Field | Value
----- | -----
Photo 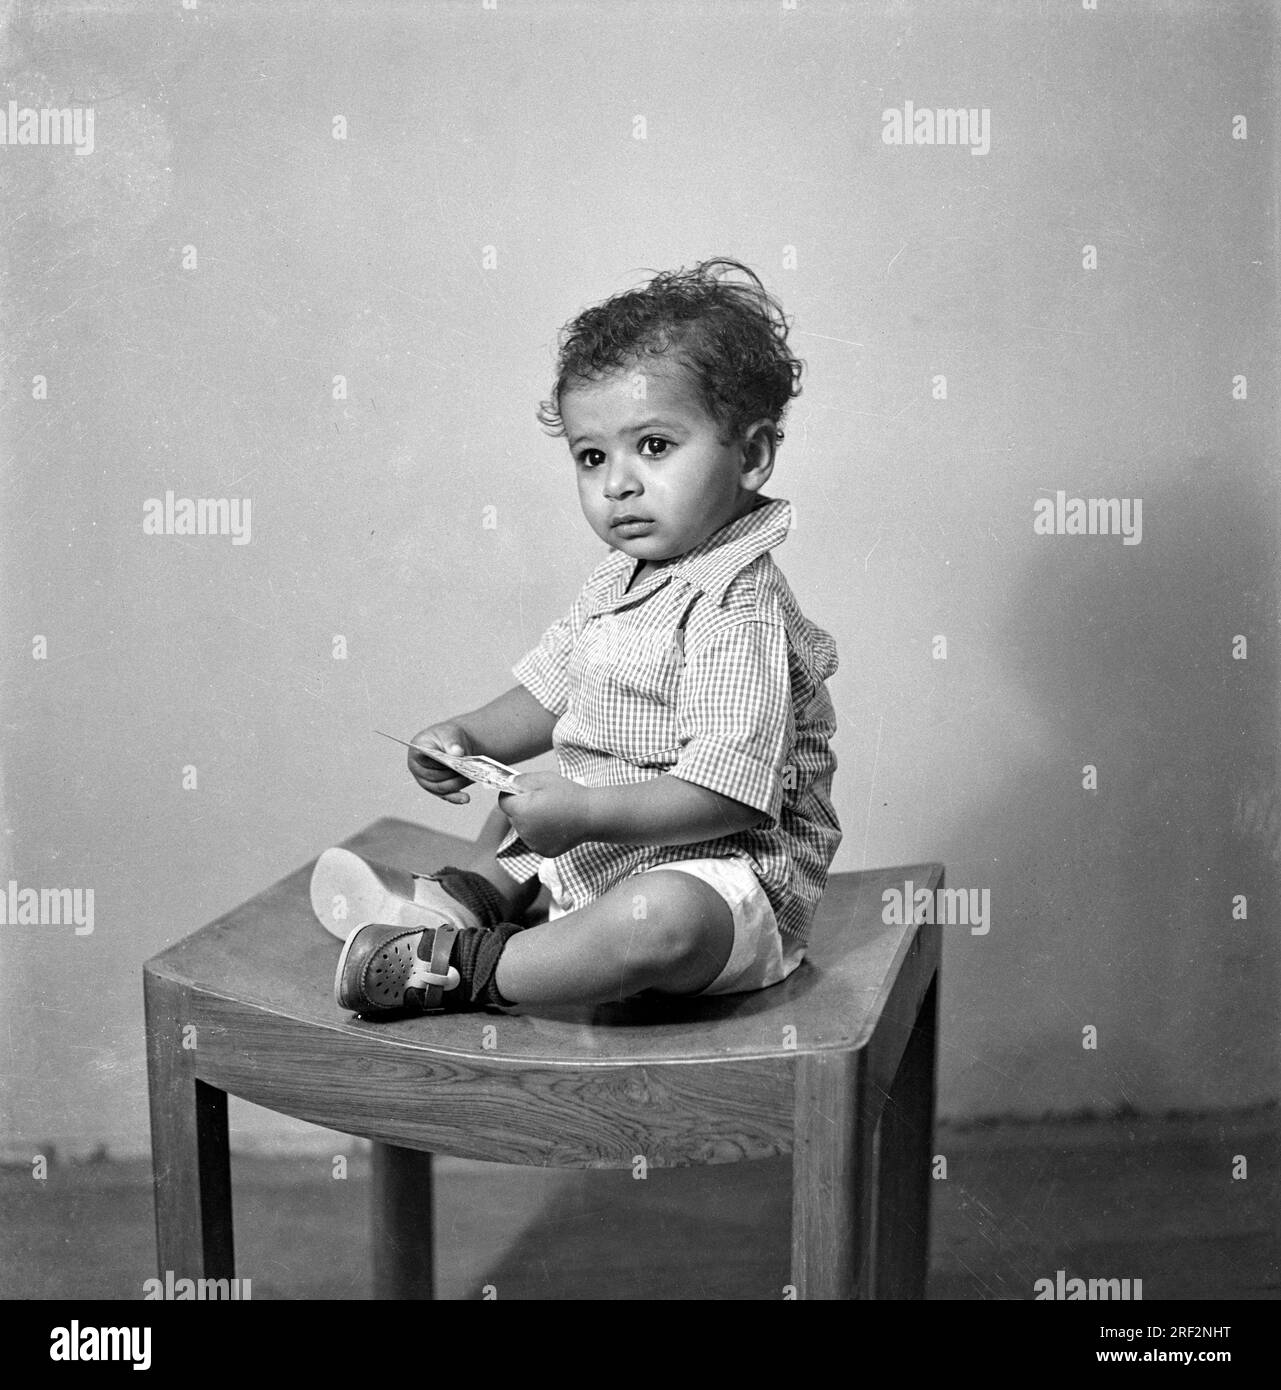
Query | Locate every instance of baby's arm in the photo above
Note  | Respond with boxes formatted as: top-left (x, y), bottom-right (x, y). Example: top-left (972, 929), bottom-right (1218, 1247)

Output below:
top-left (585, 777), bottom-right (766, 846)
top-left (409, 684), bottom-right (556, 803)
top-left (499, 770), bottom-right (765, 858)
top-left (448, 684), bottom-right (558, 764)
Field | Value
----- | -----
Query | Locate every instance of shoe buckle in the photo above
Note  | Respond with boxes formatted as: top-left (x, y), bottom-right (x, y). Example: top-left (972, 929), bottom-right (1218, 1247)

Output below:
top-left (406, 963), bottom-right (460, 991)
top-left (405, 924), bottom-right (459, 1011)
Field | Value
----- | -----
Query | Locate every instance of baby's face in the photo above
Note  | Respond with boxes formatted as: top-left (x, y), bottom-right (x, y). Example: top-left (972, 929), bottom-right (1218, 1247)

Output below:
top-left (559, 361), bottom-right (758, 568)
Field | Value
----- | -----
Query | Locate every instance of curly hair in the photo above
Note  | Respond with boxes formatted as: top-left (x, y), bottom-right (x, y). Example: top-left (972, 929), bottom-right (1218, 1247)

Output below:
top-left (537, 258), bottom-right (804, 445)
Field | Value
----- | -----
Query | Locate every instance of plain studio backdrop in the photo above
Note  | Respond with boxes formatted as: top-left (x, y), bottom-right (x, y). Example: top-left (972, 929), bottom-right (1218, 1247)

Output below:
top-left (0, 0), bottom-right (1276, 1162)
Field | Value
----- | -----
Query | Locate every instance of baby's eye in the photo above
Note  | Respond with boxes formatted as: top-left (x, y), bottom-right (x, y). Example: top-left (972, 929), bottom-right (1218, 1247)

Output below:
top-left (576, 448), bottom-right (605, 469)
top-left (638, 436), bottom-right (671, 458)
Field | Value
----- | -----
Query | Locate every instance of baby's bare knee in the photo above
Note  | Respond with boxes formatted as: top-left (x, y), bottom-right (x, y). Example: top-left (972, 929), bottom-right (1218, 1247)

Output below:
top-left (615, 870), bottom-right (731, 974)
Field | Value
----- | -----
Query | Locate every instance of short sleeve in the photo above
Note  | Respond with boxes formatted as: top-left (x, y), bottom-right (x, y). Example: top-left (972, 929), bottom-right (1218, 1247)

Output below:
top-left (667, 619), bottom-right (793, 822)
top-left (511, 610), bottom-right (574, 717)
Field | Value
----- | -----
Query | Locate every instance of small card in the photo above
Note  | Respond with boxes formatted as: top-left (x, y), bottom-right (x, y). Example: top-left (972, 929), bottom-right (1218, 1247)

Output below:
top-left (374, 730), bottom-right (525, 794)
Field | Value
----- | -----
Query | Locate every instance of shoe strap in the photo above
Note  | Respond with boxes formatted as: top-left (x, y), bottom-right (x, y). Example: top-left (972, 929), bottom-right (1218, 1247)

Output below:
top-left (420, 923), bottom-right (458, 1011)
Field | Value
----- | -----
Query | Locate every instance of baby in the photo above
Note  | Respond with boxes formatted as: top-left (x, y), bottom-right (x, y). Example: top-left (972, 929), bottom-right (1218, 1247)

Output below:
top-left (311, 258), bottom-right (842, 1015)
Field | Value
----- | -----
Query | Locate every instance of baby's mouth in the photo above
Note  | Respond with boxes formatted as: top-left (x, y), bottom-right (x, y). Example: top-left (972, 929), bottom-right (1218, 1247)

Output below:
top-left (610, 516), bottom-right (655, 536)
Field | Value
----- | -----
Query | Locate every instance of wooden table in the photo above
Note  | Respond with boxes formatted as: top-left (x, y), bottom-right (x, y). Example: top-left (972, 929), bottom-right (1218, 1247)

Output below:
top-left (144, 817), bottom-right (942, 1299)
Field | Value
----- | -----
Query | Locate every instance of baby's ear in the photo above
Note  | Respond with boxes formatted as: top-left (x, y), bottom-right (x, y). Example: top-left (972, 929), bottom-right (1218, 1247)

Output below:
top-left (741, 419), bottom-right (779, 474)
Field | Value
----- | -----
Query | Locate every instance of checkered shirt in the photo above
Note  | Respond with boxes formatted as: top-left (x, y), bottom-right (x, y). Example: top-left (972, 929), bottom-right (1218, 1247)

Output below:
top-left (495, 496), bottom-right (842, 944)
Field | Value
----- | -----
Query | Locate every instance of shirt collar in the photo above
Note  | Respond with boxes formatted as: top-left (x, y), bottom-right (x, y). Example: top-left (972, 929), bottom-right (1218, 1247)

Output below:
top-left (588, 496), bottom-right (793, 613)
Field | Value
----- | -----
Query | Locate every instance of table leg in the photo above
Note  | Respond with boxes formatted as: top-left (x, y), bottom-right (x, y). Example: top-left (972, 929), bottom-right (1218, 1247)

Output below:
top-left (791, 1050), bottom-right (877, 1299)
top-left (144, 972), bottom-right (234, 1280)
top-left (371, 1143), bottom-right (435, 1299)
top-left (874, 973), bottom-right (938, 1299)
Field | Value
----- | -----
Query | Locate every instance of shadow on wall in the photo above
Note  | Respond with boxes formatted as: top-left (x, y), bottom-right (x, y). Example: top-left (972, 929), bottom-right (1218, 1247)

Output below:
top-left (938, 458), bottom-right (1278, 1117)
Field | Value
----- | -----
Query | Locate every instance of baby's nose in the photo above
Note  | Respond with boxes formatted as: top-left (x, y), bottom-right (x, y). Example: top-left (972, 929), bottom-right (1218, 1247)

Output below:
top-left (602, 459), bottom-right (640, 498)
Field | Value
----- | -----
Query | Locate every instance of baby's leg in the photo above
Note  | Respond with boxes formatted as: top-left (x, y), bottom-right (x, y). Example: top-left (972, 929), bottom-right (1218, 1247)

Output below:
top-left (493, 868), bottom-right (735, 1005)
top-left (456, 805), bottom-right (542, 920)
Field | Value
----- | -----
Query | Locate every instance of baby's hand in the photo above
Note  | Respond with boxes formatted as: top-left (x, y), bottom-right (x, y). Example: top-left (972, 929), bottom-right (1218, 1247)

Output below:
top-left (407, 723), bottom-right (476, 805)
top-left (498, 771), bottom-right (592, 858)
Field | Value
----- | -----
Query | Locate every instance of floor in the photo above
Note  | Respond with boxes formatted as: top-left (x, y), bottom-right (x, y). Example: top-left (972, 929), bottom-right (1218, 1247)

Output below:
top-left (2, 1111), bottom-right (1275, 1300)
